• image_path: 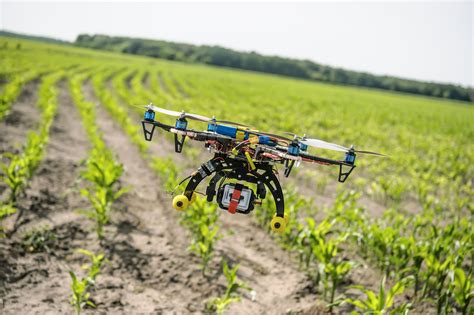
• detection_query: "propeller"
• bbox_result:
[144,104,209,122]
[349,148,386,157]
[141,104,250,127]
[285,132,385,156]
[300,138,349,152]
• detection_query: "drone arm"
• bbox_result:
[142,120,173,132]
[261,169,285,218]
[299,151,351,167]
[142,120,174,141]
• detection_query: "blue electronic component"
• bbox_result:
[215,124,237,138]
[287,143,300,156]
[258,136,271,144]
[345,152,356,164]
[299,142,308,151]
[175,119,188,130]
[144,110,155,122]
[207,123,218,132]
[258,136,276,146]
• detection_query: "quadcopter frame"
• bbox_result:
[141,112,361,233]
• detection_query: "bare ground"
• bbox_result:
[0,81,40,155]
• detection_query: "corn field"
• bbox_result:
[0,36,472,314]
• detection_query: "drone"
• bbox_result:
[141,104,384,233]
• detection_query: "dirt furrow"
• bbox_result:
[157,72,172,96]
[1,82,95,314]
[83,82,225,313]
[0,81,41,155]
[170,75,189,99]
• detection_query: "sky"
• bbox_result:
[1,1,472,87]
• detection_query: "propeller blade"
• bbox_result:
[354,150,386,157]
[145,105,182,117]
[185,113,212,122]
[142,104,211,122]
[142,105,249,126]
[260,129,386,157]
[300,138,349,152]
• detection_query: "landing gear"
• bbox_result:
[270,215,286,234]
[173,153,288,233]
[172,194,189,211]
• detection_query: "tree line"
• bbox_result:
[75,34,473,102]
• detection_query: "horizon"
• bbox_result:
[1,1,472,87]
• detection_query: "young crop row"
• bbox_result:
[67,70,129,314]
[69,71,128,241]
[96,68,250,313]
[0,69,65,235]
[0,68,47,120]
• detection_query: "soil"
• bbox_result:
[0,81,40,155]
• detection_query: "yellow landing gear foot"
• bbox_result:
[172,195,189,211]
[270,216,286,234]
[273,213,289,225]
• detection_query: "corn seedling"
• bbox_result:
[451,268,474,315]
[80,148,128,240]
[180,198,221,275]
[150,157,180,192]
[0,68,45,120]
[20,226,56,253]
[0,133,43,204]
[206,260,250,315]
[69,249,106,315]
[344,276,413,315]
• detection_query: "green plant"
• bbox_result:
[150,157,180,191]
[0,68,44,120]
[79,148,128,240]
[69,249,106,315]
[344,276,413,314]
[0,70,64,233]
[452,268,474,315]
[0,133,43,204]
[21,226,56,253]
[206,260,250,315]
[180,198,221,275]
